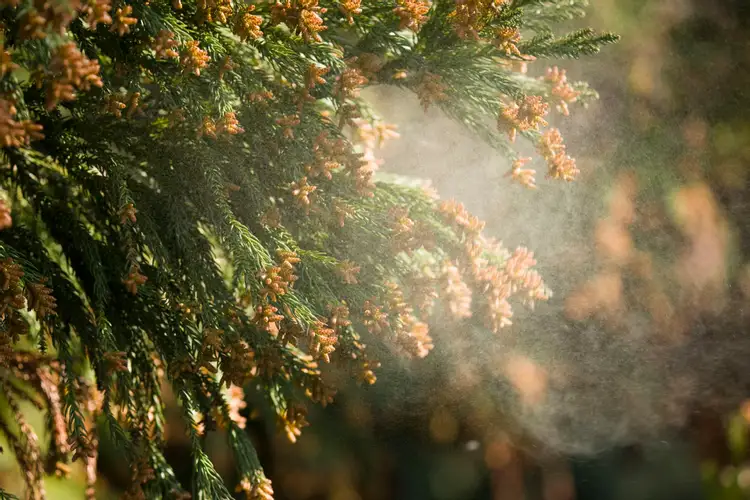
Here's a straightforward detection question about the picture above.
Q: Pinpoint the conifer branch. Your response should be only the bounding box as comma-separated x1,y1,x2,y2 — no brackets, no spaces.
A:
0,0,615,494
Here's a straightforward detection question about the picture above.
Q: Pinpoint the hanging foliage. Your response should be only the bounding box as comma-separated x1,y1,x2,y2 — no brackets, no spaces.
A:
0,0,615,496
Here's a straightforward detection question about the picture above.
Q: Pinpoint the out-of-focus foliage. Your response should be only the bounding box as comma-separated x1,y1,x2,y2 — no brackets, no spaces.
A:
578,0,750,497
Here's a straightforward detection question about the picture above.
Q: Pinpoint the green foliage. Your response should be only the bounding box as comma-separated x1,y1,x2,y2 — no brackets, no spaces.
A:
520,28,619,58
0,489,20,500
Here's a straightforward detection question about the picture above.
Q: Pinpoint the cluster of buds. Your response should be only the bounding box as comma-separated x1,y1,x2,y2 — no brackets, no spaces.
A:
102,350,128,375
124,91,145,119
304,158,338,180
305,63,328,91
275,113,300,139
308,319,337,362
81,0,113,29
336,260,360,284
334,66,368,100
234,5,264,40
304,130,347,181
35,364,71,478
389,206,417,252
362,299,389,334
348,53,386,82
271,0,327,42
385,282,433,358
449,0,508,39
344,120,395,197
506,156,536,189
0,199,11,230
153,30,179,59
487,288,513,330
338,330,379,384
252,345,295,381
5,387,46,498
4,360,55,484
472,246,549,331
168,355,197,381
336,101,360,129
313,129,356,157
0,99,44,147
438,199,485,237
306,376,336,407
180,40,210,76
472,260,514,330
196,0,232,24
0,46,18,78
83,432,100,500
258,266,292,302
497,95,549,142
123,453,156,500
332,199,354,227
416,72,448,111
18,0,80,40
175,301,200,321
0,268,24,318
537,128,579,181
119,203,137,224
258,250,300,302
503,247,549,303
198,112,244,138
438,196,550,330
218,56,233,80
221,384,248,429
493,26,522,57
236,474,274,500
352,118,400,150
0,258,28,341
198,115,218,138
25,279,57,318
297,63,328,107
252,304,284,333
289,306,350,365
498,57,534,75
399,319,432,358
328,304,352,331
260,206,282,228
218,112,244,135
247,90,274,105
441,262,473,319
111,5,137,35
393,0,430,32
280,404,308,443
220,340,258,387
405,268,438,316
103,93,126,118
290,177,317,214
46,42,103,110
277,249,300,272
544,66,581,116
360,357,379,384
338,0,361,24
200,326,224,363
346,153,375,196
122,264,147,295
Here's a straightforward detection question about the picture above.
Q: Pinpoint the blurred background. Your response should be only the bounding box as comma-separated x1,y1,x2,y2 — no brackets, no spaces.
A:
5,0,750,498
